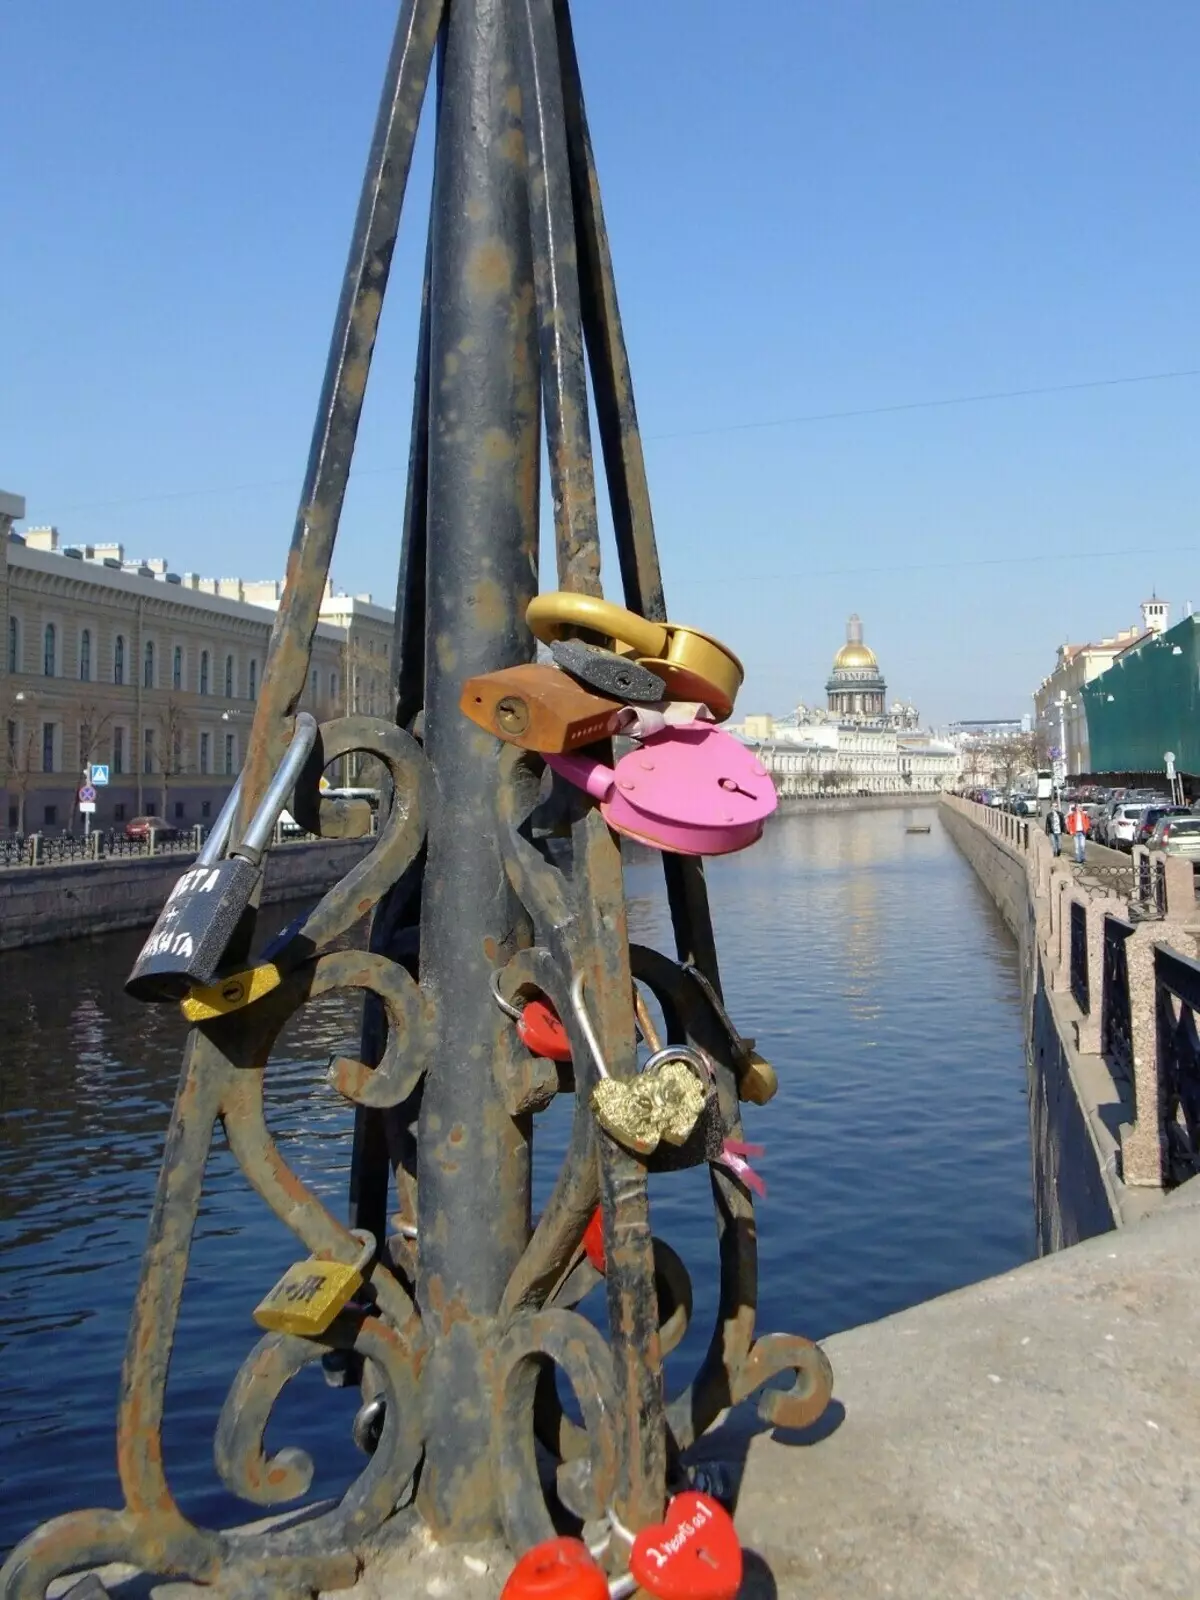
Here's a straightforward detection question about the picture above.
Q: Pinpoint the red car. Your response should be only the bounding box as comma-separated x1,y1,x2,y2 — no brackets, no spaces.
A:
124,815,181,843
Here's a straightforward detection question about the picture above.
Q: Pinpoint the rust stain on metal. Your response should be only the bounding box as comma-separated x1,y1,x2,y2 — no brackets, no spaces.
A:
467,238,512,298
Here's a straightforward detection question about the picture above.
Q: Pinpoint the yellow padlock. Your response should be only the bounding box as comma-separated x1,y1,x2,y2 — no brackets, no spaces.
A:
525,592,744,721
736,1049,778,1106
253,1229,376,1337
180,962,283,1024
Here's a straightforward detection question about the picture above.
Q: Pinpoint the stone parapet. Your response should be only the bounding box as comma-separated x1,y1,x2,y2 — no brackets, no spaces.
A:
940,792,1200,1229
0,836,374,951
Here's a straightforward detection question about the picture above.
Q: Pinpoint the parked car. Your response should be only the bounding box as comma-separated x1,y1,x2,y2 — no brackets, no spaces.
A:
124,815,181,843
1107,803,1153,851
1135,805,1192,847
1147,815,1200,861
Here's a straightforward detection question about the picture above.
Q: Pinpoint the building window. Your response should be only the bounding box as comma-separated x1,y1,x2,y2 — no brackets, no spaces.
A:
200,650,209,695
43,804,57,827
172,729,183,774
113,726,125,775
146,800,157,817
224,732,235,775
201,799,211,819
143,727,155,774
173,644,183,690
41,722,55,772
43,623,56,677
224,654,234,697
7,805,16,830
80,628,92,682
114,802,126,822
248,659,257,700
199,732,210,775
174,801,185,820
114,634,125,685
7,616,17,673
329,669,338,703
368,677,377,715
310,666,318,700
144,639,155,689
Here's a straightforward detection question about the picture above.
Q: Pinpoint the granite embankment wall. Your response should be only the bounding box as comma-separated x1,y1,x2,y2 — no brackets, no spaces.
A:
776,791,941,816
940,796,1169,1252
0,838,374,951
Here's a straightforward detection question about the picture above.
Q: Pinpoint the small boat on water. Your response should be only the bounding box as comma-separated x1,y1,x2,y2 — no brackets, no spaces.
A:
906,824,932,834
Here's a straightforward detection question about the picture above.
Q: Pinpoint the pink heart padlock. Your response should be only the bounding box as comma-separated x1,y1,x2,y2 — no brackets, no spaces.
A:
546,720,776,856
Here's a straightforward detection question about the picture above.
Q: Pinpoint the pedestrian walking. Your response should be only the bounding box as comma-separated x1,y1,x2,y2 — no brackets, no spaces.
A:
1066,802,1090,863
1045,801,1065,857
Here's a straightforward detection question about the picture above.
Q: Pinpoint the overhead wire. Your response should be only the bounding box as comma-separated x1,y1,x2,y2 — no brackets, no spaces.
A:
46,364,1200,515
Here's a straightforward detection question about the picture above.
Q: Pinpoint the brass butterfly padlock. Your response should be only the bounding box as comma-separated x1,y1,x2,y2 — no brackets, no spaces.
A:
253,1229,376,1338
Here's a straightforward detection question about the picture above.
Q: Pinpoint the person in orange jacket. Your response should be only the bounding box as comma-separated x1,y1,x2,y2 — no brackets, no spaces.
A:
1066,802,1091,863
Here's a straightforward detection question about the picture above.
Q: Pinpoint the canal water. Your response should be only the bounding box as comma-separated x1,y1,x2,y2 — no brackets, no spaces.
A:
0,805,1033,1554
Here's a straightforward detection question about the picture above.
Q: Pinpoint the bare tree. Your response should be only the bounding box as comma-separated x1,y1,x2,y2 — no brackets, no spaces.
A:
4,717,36,835
992,732,1040,797
158,696,189,820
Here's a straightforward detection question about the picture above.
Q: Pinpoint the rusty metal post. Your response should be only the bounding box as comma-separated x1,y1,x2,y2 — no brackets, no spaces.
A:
0,8,838,1593
415,0,541,1538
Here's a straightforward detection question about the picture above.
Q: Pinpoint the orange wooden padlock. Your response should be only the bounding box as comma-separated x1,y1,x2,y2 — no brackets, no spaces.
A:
501,1536,608,1600
459,663,625,753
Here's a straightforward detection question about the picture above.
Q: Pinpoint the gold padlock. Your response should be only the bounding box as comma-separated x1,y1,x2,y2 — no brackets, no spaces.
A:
459,662,625,752
253,1229,375,1337
737,1049,778,1106
180,962,283,1024
525,592,743,721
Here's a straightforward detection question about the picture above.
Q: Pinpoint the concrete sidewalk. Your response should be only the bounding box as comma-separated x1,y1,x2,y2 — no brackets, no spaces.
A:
333,1188,1200,1600
54,1190,1200,1600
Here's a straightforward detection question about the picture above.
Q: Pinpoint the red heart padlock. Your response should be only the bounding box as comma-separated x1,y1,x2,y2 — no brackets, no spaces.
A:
582,1206,606,1272
517,997,573,1062
629,1491,742,1600
501,1536,608,1600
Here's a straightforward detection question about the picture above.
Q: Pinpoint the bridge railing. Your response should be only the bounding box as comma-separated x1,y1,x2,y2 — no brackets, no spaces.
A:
1153,946,1200,1185
943,790,1200,1190
0,813,376,871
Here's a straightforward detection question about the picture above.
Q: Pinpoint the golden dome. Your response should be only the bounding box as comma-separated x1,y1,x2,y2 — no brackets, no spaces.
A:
832,641,878,671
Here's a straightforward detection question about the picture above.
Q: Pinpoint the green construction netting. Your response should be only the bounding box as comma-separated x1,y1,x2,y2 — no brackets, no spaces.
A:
1082,615,1200,775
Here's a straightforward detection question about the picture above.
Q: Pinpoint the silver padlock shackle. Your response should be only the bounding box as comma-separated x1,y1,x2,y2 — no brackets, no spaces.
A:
239,712,319,857
195,773,244,867
196,714,319,867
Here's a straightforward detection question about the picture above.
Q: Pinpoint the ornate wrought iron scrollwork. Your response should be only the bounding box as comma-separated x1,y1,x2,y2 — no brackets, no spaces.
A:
2,0,833,1591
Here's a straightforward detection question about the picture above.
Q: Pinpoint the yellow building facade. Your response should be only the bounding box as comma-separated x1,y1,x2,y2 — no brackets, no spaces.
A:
1,515,394,834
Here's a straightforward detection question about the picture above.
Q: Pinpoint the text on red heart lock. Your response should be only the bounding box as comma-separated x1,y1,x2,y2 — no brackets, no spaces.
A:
629,1490,743,1600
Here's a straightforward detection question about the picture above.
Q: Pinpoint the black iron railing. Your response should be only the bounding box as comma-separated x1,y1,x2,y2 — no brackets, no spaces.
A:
1101,913,1135,1083
1069,899,1089,1014
1153,945,1200,1184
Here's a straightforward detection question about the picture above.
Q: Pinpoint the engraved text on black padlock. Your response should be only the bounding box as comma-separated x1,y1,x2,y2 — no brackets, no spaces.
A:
125,856,262,1002
125,713,319,1004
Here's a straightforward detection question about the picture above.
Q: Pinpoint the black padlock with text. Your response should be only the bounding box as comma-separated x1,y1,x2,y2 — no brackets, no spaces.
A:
125,714,318,1003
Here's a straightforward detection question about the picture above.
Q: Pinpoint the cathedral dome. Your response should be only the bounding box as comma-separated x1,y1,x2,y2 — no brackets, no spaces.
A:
831,640,878,672
826,614,886,719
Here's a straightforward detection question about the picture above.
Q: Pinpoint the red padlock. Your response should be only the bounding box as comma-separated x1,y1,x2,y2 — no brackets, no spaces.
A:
629,1492,743,1600
582,1207,606,1272
517,996,573,1063
501,1536,608,1600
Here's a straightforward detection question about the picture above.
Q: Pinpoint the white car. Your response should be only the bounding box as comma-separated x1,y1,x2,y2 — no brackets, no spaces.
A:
1107,803,1149,850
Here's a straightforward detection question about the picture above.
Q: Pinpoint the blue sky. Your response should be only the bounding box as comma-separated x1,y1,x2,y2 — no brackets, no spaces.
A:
3,1,1197,724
